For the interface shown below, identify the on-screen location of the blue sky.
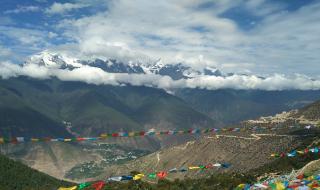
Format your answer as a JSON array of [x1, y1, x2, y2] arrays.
[[0, 0, 320, 76]]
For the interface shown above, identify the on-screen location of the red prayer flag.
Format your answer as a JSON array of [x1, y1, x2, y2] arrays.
[[287, 184, 300, 188], [43, 137, 52, 142], [157, 171, 167, 179], [312, 182, 320, 187], [205, 163, 213, 169], [296, 174, 304, 180], [11, 138, 18, 144], [91, 181, 105, 190], [139, 131, 145, 136], [112, 133, 119, 137]]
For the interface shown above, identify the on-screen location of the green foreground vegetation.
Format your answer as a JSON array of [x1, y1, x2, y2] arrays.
[[0, 154, 73, 190]]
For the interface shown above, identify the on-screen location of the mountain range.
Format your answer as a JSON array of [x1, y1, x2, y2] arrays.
[[1, 50, 320, 185], [21, 50, 320, 126], [26, 51, 223, 80]]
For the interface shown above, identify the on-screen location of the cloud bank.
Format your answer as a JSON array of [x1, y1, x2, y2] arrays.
[[1, 0, 320, 81], [54, 0, 320, 76], [1, 62, 320, 91]]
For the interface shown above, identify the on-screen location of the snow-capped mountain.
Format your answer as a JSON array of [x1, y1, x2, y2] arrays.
[[25, 51, 223, 80]]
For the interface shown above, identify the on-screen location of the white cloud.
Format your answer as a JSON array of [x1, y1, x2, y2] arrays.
[[4, 6, 40, 14], [1, 0, 319, 80], [1, 62, 320, 91], [53, 0, 320, 77], [48, 32, 58, 38], [45, 2, 89, 15], [0, 26, 53, 53]]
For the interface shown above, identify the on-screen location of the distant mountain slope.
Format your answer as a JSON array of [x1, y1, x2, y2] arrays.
[[0, 153, 72, 190], [0, 85, 71, 137], [175, 88, 320, 125], [0, 77, 215, 136]]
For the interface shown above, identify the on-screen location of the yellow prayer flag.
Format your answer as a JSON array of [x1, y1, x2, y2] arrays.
[[58, 186, 77, 190], [128, 132, 135, 137], [0, 138, 4, 144], [306, 176, 314, 180], [64, 139, 72, 142], [297, 150, 304, 154], [237, 184, 246, 188], [275, 182, 285, 190], [31, 138, 39, 142], [188, 166, 200, 170], [133, 174, 144, 180]]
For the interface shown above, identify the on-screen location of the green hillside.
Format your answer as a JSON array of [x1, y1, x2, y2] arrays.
[[0, 84, 71, 137], [0, 153, 73, 190], [0, 77, 215, 137]]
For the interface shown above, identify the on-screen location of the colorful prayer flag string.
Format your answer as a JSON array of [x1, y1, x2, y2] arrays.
[[0, 125, 313, 145], [271, 147, 320, 158], [235, 173, 320, 190], [58, 162, 231, 190]]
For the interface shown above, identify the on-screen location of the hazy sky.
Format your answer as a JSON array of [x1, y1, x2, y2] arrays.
[[0, 0, 319, 76]]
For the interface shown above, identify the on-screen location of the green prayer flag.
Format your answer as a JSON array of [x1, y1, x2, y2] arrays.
[[148, 173, 156, 179], [269, 183, 276, 190], [134, 132, 140, 136], [79, 182, 90, 189]]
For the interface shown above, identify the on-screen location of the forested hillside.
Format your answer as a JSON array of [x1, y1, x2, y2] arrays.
[[0, 154, 73, 190]]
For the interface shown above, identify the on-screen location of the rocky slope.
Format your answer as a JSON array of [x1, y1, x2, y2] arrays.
[[245, 100, 320, 126], [99, 101, 320, 180], [98, 132, 304, 179]]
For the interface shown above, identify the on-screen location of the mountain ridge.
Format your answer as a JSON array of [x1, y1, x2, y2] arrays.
[[25, 50, 223, 80]]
